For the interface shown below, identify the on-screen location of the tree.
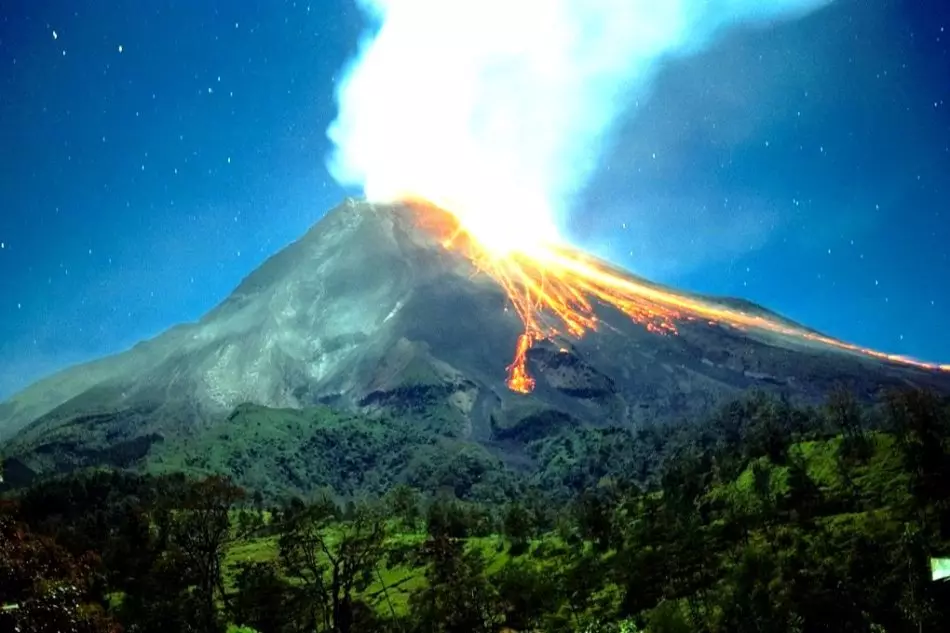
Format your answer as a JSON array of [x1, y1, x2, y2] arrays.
[[231, 561, 296, 633], [502, 502, 532, 555], [889, 390, 950, 512], [574, 490, 614, 552], [117, 538, 199, 633], [895, 523, 936, 633], [0, 502, 119, 633], [717, 543, 791, 633], [235, 509, 264, 539], [385, 484, 421, 532], [828, 387, 873, 463], [408, 530, 499, 633], [750, 460, 775, 520], [782, 452, 822, 524], [173, 476, 245, 633], [826, 387, 864, 436], [559, 548, 609, 629], [494, 560, 559, 631], [743, 397, 791, 465], [425, 496, 470, 541], [278, 502, 387, 633]]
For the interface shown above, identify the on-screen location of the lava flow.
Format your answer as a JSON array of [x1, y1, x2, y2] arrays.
[[407, 201, 950, 394]]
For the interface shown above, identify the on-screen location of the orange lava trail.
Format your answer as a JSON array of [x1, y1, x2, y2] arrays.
[[407, 202, 950, 393]]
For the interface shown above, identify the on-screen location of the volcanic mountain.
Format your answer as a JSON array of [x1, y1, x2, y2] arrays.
[[2, 199, 949, 492]]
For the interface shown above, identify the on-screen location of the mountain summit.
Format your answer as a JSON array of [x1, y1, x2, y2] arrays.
[[2, 199, 948, 485]]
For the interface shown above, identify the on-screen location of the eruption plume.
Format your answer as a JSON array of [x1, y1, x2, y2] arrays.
[[327, 0, 950, 391], [328, 0, 833, 254]]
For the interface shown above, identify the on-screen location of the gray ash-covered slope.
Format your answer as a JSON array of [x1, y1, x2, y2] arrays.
[[1, 199, 949, 482]]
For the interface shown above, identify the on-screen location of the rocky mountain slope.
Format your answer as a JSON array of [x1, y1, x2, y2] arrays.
[[2, 199, 948, 485]]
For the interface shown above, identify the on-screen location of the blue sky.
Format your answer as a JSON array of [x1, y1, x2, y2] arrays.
[[1, 0, 948, 398]]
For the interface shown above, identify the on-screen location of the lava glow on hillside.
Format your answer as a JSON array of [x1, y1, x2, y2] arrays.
[[407, 201, 950, 394]]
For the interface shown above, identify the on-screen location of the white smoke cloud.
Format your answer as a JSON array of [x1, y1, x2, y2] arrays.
[[327, 0, 832, 253]]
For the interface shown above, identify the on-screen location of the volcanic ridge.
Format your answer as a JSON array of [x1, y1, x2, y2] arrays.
[[1, 199, 948, 491]]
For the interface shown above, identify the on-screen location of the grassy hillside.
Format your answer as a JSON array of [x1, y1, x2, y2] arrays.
[[211, 417, 945, 625], [3, 388, 950, 632]]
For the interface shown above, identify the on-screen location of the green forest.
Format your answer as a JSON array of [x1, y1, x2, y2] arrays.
[[3, 388, 950, 632]]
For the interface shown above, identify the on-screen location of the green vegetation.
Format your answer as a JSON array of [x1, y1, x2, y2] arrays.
[[146, 402, 511, 502], [2, 388, 950, 632]]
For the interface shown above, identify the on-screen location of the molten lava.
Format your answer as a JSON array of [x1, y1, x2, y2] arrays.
[[407, 202, 950, 394]]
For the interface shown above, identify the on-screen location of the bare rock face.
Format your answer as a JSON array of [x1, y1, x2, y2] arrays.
[[2, 199, 948, 478]]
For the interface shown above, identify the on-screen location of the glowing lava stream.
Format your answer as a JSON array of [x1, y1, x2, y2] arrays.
[[408, 203, 950, 394]]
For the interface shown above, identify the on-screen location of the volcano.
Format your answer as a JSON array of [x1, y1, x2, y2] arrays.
[[2, 199, 949, 490]]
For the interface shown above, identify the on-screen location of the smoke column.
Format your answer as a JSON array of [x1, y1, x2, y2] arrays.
[[327, 0, 832, 254]]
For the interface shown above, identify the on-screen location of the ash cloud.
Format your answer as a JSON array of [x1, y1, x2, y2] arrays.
[[572, 0, 918, 280], [326, 0, 833, 248]]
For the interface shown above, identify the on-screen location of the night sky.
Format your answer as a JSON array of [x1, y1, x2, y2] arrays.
[[1, 0, 948, 399]]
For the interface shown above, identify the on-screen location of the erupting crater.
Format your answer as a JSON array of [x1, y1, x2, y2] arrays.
[[405, 200, 950, 394]]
